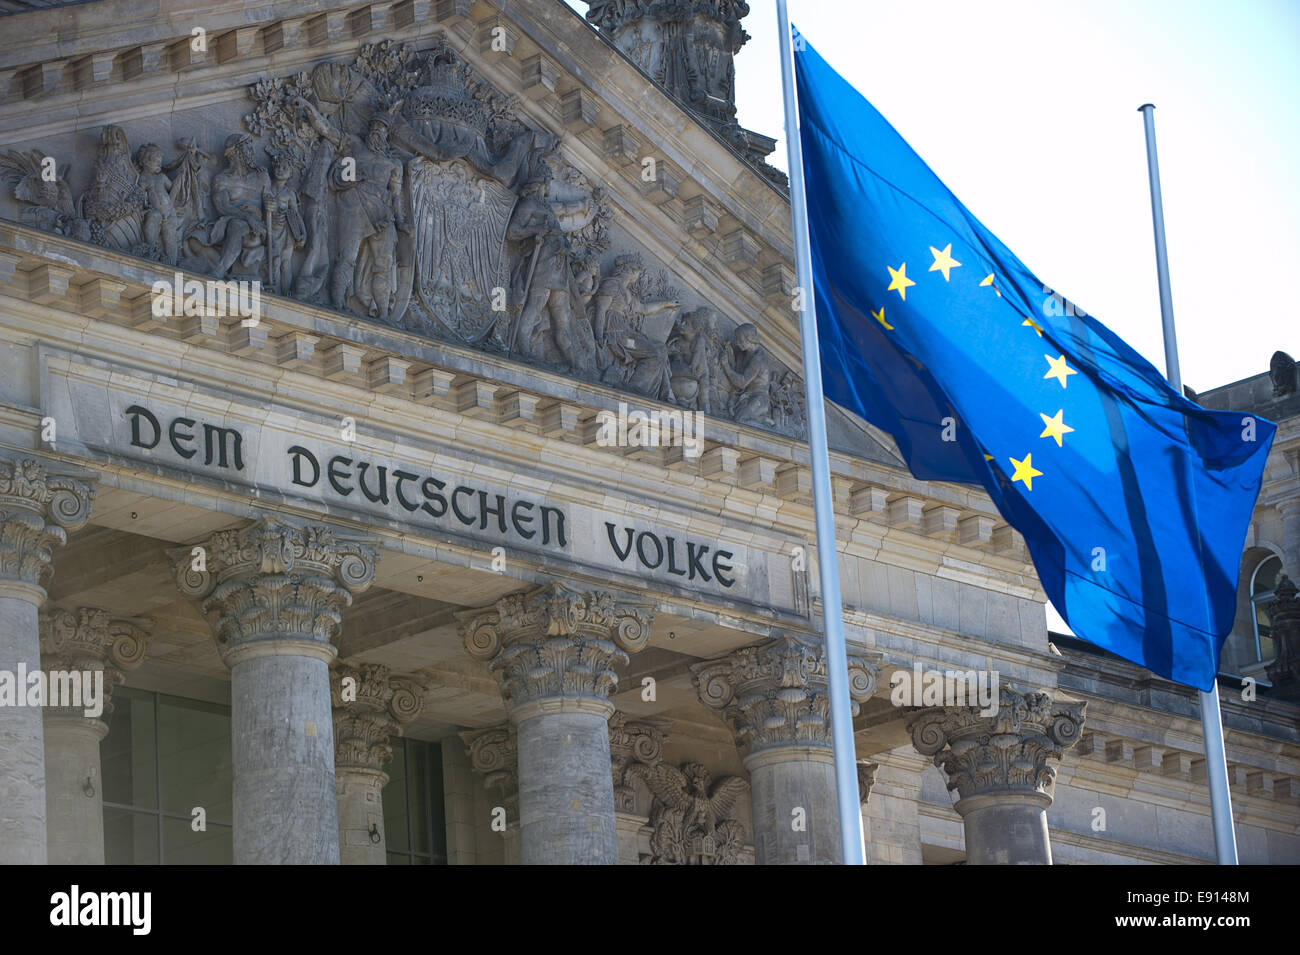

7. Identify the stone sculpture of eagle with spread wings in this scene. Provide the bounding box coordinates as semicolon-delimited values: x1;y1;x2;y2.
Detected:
627;760;749;864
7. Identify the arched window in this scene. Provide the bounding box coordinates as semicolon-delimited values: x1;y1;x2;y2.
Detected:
1250;554;1283;663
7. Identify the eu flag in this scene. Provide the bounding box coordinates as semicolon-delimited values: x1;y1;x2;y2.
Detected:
794;33;1274;690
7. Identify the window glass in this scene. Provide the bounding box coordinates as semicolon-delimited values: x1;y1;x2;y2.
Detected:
162;816;233;865
103;808;158;865
102;688;157;810
383;737;410;855
158;694;232;821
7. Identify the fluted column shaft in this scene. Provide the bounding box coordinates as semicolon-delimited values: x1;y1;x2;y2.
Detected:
460;582;652;865
692;634;880;865
909;686;1085;865
173;518;377;864
0;457;94;864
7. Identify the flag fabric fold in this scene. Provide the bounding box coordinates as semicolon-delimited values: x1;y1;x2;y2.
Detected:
794;33;1274;690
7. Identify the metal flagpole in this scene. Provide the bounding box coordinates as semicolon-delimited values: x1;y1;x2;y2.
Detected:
776;0;866;865
1138;102;1239;865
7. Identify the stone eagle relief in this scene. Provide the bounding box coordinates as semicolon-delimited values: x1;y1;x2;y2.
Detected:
0;36;807;439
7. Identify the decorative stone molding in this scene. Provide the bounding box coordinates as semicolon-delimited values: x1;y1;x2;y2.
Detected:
462;722;518;817
330;662;425;772
37;606;151;718
691;633;880;758
857;759;879;806
628;760;749;865
608;711;670;812
170;517;378;664
0;457;95;590
908;687;1085;804
458;581;653;715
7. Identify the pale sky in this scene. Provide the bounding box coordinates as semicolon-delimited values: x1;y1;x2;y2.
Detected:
566;0;1300;634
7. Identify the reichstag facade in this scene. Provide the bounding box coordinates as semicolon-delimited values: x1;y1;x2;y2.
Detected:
0;0;1296;865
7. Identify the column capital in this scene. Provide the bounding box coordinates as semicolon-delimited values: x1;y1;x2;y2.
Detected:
690;633;881;760
0;457;96;592
458;581;653;715
170;517;379;665
462;722;519;817
330;662;425;773
38;606;151;717
908;686;1085;806
608;711;670;813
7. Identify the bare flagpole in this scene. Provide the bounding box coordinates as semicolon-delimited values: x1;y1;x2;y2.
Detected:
777;0;866;865
1138;102;1238;865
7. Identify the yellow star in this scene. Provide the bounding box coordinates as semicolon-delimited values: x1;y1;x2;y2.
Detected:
980;273;1002;297
1009;453;1043;490
871;306;893;330
1038;409;1074;447
1023;317;1044;336
1043;353;1077;388
982;453;994;461
929;244;962;281
887;263;916;300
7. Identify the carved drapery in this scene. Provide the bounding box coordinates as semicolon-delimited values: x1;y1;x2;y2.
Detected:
907;687;1085;803
0;458;95;591
459;581;652;714
171;516;378;662
330;662;424;772
691;633;880;757
37;607;150;718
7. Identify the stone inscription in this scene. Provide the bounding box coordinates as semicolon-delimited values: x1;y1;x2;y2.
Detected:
122;402;735;589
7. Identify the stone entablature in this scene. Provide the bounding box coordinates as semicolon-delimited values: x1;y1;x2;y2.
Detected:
0;226;1034;586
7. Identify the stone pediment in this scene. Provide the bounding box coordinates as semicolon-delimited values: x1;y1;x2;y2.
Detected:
0;21;815;439
0;1;904;469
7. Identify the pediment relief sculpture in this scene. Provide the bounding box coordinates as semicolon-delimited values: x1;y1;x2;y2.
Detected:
1;35;807;440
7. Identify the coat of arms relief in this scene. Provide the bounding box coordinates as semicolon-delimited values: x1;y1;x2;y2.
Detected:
0;35;807;439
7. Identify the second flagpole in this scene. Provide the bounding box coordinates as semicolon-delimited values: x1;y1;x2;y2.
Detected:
1138;102;1238;865
776;0;867;865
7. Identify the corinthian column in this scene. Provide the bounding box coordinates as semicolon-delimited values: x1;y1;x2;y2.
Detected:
172;518;378;864
908;686;1085;865
691;634;879;865
330;662;424;864
459;582;653;865
39;607;149;864
0;457;95;864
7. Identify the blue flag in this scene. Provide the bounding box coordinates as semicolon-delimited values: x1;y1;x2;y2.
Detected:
794;33;1274;690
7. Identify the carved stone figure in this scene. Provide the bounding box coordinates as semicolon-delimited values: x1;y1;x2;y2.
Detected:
135;144;180;266
628;760;749;865
592;254;678;400
722;322;775;426
667;306;717;412
295;96;409;320
497;153;601;373
262;146;307;295
184;132;270;279
1271;351;1296;399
